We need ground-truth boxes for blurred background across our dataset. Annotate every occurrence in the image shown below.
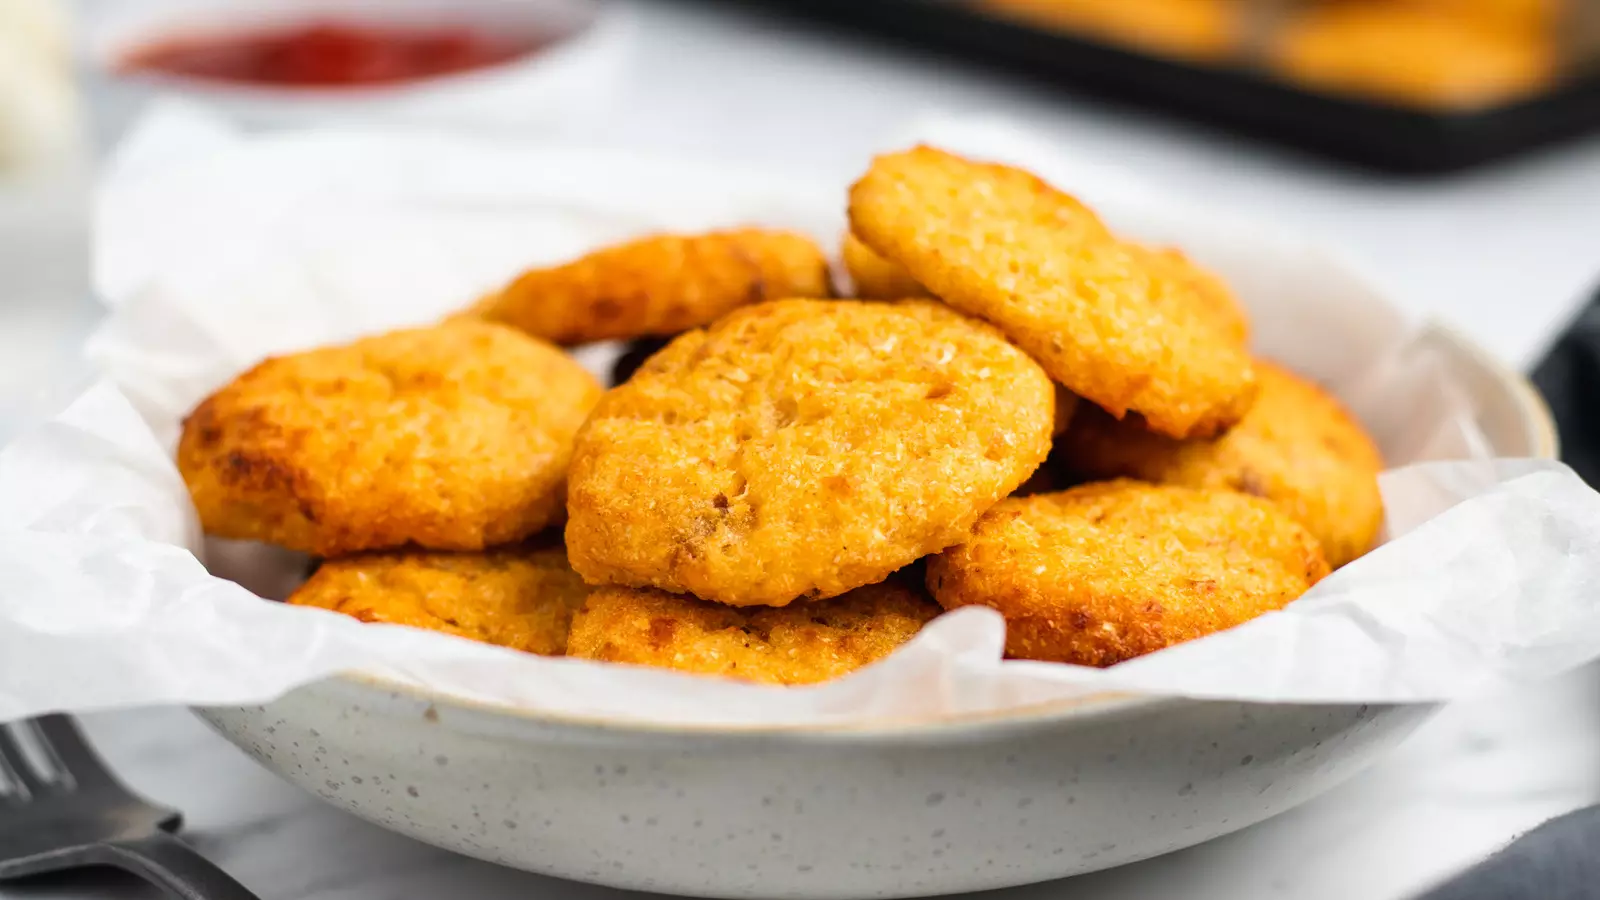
[3,0,1598,451]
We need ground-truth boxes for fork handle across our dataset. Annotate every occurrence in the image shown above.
[89,832,262,900]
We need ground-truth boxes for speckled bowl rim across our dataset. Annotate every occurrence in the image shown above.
[315,323,1555,741]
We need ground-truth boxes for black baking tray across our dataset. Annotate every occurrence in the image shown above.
[700,0,1600,173]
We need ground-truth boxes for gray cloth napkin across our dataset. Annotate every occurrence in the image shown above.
[1413,804,1600,900]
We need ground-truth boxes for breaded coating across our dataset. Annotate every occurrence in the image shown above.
[1057,362,1384,567]
[467,229,832,345]
[179,322,602,557]
[1271,5,1554,109]
[844,230,1250,349]
[981,0,1240,62]
[288,543,589,656]
[848,145,1257,438]
[566,299,1056,607]
[842,231,930,300]
[1130,245,1250,346]
[566,580,940,684]
[927,480,1329,666]
[839,228,1079,439]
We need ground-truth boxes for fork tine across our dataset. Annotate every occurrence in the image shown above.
[0,723,49,795]
[0,735,22,801]
[30,715,115,789]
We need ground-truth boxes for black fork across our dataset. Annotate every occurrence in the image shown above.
[0,714,260,899]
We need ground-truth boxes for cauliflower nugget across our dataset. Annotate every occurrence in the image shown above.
[1130,246,1250,347]
[1058,362,1384,567]
[840,231,1240,435]
[566,298,1056,607]
[567,580,940,684]
[467,229,832,345]
[842,231,1095,436]
[927,480,1329,666]
[846,230,1250,349]
[842,231,930,300]
[179,322,602,556]
[848,145,1256,438]
[288,543,589,656]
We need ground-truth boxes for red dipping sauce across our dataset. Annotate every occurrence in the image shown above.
[117,21,553,89]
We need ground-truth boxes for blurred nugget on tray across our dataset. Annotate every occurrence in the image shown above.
[1271,2,1556,109]
[979,0,1243,62]
[289,543,590,656]
[973,0,1562,113]
[179,321,601,557]
[464,228,833,345]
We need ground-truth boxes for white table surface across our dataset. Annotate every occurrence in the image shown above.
[3,1,1600,898]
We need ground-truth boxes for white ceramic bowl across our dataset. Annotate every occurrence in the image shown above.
[196,325,1555,900]
[79,0,628,149]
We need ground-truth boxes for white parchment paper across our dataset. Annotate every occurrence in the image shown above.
[3,104,1599,726]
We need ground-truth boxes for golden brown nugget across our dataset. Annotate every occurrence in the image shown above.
[849,146,1256,438]
[842,231,930,300]
[1058,362,1384,567]
[1130,245,1250,347]
[467,229,832,345]
[180,322,602,557]
[288,544,589,656]
[844,230,1250,348]
[1271,5,1554,109]
[566,298,1056,607]
[567,581,940,684]
[927,480,1329,666]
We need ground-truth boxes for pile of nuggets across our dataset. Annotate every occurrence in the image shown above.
[178,146,1384,686]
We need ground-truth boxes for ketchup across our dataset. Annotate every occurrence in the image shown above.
[116,21,551,88]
